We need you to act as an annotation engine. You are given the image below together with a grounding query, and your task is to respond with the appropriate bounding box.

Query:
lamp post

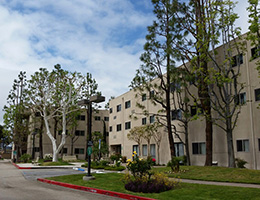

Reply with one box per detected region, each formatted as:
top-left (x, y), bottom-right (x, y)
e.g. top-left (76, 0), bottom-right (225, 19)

top-left (32, 131), bottom-right (38, 160)
top-left (78, 95), bottom-right (105, 181)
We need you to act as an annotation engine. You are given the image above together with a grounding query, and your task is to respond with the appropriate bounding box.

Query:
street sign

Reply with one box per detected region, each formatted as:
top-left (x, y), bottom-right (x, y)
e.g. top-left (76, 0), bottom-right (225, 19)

top-left (87, 147), bottom-right (92, 155)
top-left (98, 139), bottom-right (101, 150)
top-left (88, 141), bottom-right (93, 146)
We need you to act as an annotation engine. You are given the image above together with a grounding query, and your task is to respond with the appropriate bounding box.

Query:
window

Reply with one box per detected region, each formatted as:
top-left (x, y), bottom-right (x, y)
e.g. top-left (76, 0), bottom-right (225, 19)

top-left (237, 139), bottom-right (249, 152)
top-left (113, 116), bottom-right (117, 120)
top-left (251, 47), bottom-right (260, 59)
top-left (255, 88), bottom-right (260, 101)
top-left (192, 142), bottom-right (206, 155)
top-left (235, 93), bottom-right (246, 105)
top-left (170, 82), bottom-right (181, 92)
top-left (190, 105), bottom-right (203, 116)
top-left (109, 108), bottom-right (113, 114)
top-left (109, 126), bottom-right (112, 132)
top-left (150, 115), bottom-right (155, 123)
top-left (74, 148), bottom-right (84, 154)
top-left (125, 100), bottom-right (131, 109)
top-left (142, 117), bottom-right (147, 125)
top-left (133, 145), bottom-right (139, 156)
top-left (259, 139), bottom-right (260, 151)
top-left (95, 116), bottom-right (101, 121)
top-left (172, 109), bottom-right (182, 120)
top-left (75, 130), bottom-right (85, 136)
top-left (232, 53), bottom-right (243, 67)
top-left (58, 130), bottom-right (68, 135)
top-left (175, 143), bottom-right (184, 157)
top-left (76, 115), bottom-right (85, 121)
top-left (142, 145), bottom-right (148, 156)
top-left (59, 148), bottom-right (67, 154)
top-left (116, 124), bottom-right (122, 132)
top-left (35, 112), bottom-right (41, 117)
top-left (104, 116), bottom-right (109, 121)
top-left (125, 121), bottom-right (131, 130)
top-left (117, 104), bottom-right (121, 112)
top-left (33, 147), bottom-right (40, 152)
top-left (150, 90), bottom-right (155, 99)
top-left (150, 144), bottom-right (156, 159)
top-left (142, 94), bottom-right (146, 101)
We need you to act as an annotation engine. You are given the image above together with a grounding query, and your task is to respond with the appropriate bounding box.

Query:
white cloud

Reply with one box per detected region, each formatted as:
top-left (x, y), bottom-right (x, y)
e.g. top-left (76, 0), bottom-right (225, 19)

top-left (0, 0), bottom-right (253, 124)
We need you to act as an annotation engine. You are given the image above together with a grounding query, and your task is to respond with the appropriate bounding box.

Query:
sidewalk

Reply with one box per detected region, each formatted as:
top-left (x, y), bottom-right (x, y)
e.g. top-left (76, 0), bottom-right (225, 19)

top-left (179, 178), bottom-right (260, 189)
top-left (12, 160), bottom-right (84, 169)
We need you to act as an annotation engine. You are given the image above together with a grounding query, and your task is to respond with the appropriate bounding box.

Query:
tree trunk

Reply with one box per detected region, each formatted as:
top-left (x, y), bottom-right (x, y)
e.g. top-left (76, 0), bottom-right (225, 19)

top-left (39, 117), bottom-right (44, 159)
top-left (227, 118), bottom-right (235, 167)
top-left (156, 144), bottom-right (160, 165)
top-left (184, 122), bottom-right (191, 166)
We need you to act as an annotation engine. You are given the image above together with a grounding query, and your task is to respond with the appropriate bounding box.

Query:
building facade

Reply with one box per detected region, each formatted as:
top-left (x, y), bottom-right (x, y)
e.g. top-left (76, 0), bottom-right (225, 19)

top-left (108, 36), bottom-right (260, 169)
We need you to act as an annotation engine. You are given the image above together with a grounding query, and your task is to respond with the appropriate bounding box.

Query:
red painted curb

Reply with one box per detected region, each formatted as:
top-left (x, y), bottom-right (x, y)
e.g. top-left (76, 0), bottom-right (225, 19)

top-left (37, 178), bottom-right (156, 200)
top-left (12, 162), bottom-right (32, 169)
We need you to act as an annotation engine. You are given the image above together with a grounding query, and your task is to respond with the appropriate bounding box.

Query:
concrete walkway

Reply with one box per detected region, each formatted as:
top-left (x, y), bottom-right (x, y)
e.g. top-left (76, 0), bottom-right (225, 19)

top-left (180, 178), bottom-right (260, 189)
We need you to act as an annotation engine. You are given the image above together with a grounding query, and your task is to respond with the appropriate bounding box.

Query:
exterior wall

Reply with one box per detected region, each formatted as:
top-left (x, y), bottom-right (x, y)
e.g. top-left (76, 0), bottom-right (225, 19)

top-left (27, 109), bottom-right (109, 160)
top-left (109, 36), bottom-right (260, 169)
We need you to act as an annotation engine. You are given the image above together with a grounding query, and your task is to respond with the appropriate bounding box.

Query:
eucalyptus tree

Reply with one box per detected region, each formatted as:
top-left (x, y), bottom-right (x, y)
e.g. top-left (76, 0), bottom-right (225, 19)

top-left (172, 0), bottom-right (244, 167)
top-left (27, 65), bottom-right (98, 162)
top-left (3, 71), bottom-right (30, 160)
top-left (130, 0), bottom-right (179, 158)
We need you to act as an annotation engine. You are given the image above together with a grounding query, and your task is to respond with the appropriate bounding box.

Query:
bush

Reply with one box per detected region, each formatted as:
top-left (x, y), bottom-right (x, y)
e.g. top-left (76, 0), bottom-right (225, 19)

top-left (235, 158), bottom-right (247, 168)
top-left (104, 166), bottom-right (125, 171)
top-left (21, 154), bottom-right (31, 163)
top-left (110, 153), bottom-right (121, 162)
top-left (123, 151), bottom-right (178, 193)
top-left (124, 172), bottom-right (177, 193)
top-left (167, 157), bottom-right (184, 172)
top-left (121, 156), bottom-right (127, 163)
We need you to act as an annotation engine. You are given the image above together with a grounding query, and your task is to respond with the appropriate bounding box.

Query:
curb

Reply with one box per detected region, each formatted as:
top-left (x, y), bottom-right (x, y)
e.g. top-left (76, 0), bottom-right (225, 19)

top-left (12, 162), bottom-right (32, 169)
top-left (37, 178), bottom-right (155, 200)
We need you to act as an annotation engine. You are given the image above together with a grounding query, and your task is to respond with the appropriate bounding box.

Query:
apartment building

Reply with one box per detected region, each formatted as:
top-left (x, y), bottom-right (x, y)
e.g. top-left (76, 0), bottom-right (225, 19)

top-left (109, 36), bottom-right (260, 169)
top-left (26, 109), bottom-right (109, 160)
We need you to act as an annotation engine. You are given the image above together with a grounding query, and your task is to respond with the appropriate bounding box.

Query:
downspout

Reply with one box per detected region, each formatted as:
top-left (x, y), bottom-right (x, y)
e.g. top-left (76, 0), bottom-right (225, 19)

top-left (245, 43), bottom-right (257, 169)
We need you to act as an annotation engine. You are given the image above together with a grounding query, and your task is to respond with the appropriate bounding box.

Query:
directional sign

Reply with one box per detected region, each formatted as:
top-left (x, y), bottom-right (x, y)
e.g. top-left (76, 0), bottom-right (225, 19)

top-left (88, 141), bottom-right (93, 146)
top-left (87, 147), bottom-right (92, 155)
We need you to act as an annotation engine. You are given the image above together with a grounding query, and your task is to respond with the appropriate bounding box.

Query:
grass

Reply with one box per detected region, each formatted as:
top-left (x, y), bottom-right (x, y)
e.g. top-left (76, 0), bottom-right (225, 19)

top-left (152, 165), bottom-right (260, 184)
top-left (38, 159), bottom-right (72, 166)
top-left (47, 173), bottom-right (260, 200)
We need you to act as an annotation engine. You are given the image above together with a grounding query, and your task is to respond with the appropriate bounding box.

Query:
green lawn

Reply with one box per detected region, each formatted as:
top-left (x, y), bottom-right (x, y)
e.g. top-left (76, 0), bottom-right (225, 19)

top-left (47, 173), bottom-right (260, 200)
top-left (153, 166), bottom-right (260, 184)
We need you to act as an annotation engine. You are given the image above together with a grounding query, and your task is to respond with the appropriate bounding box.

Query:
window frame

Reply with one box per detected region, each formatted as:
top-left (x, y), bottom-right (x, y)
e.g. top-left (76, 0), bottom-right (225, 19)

top-left (125, 100), bottom-right (131, 109)
top-left (125, 121), bottom-right (131, 130)
top-left (116, 104), bottom-right (121, 112)
top-left (192, 142), bottom-right (206, 155)
top-left (237, 139), bottom-right (249, 152)
top-left (116, 124), bottom-right (122, 132)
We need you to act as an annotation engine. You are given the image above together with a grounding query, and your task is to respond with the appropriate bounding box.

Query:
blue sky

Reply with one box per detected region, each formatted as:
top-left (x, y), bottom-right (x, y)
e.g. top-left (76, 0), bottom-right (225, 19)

top-left (0, 0), bottom-right (251, 123)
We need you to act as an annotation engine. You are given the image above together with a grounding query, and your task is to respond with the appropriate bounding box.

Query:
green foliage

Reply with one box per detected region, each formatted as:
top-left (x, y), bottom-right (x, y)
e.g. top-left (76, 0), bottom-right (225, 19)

top-left (92, 131), bottom-right (109, 161)
top-left (167, 157), bottom-right (182, 172)
top-left (235, 158), bottom-right (247, 168)
top-left (126, 151), bottom-right (153, 181)
top-left (110, 153), bottom-right (121, 162)
top-left (20, 154), bottom-right (31, 163)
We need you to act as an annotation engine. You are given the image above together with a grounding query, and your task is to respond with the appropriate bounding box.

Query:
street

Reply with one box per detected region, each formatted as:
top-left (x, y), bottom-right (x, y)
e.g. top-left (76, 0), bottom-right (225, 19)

top-left (0, 160), bottom-right (123, 200)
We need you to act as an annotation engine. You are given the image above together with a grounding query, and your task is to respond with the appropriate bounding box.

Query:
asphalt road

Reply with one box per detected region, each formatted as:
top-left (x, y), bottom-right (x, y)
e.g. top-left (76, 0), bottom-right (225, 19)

top-left (0, 160), bottom-right (123, 200)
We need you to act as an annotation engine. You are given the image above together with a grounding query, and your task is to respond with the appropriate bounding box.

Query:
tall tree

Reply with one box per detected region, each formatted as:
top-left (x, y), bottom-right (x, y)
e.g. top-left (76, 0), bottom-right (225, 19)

top-left (173, 0), bottom-right (243, 167)
top-left (3, 71), bottom-right (30, 160)
top-left (27, 65), bottom-right (95, 162)
top-left (130, 0), bottom-right (178, 158)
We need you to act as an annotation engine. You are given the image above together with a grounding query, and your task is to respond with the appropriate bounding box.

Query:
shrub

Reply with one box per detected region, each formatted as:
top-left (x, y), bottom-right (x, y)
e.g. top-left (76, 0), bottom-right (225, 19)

top-left (121, 156), bottom-right (127, 163)
top-left (21, 154), bottom-right (31, 163)
top-left (124, 172), bottom-right (177, 193)
top-left (110, 153), bottom-right (121, 162)
top-left (104, 166), bottom-right (125, 171)
top-left (235, 158), bottom-right (247, 168)
top-left (167, 157), bottom-right (183, 172)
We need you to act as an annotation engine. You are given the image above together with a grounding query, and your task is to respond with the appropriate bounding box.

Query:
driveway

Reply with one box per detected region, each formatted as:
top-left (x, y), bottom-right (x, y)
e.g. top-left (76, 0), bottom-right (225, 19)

top-left (0, 160), bottom-right (123, 200)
